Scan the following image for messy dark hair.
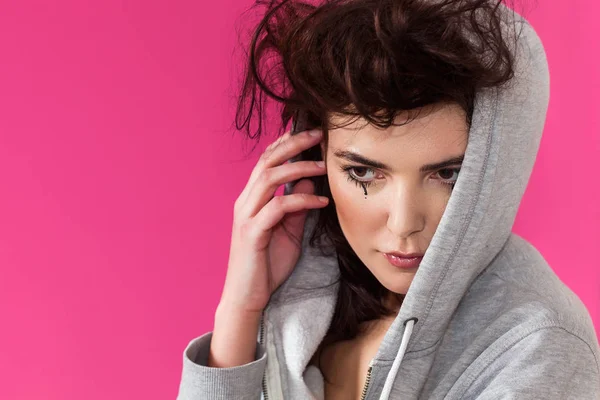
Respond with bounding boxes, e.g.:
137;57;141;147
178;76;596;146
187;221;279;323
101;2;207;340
232;0;526;381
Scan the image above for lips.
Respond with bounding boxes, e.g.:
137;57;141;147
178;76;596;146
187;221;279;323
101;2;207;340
383;252;423;269
383;251;424;258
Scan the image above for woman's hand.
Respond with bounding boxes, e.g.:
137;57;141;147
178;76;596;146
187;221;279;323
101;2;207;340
219;128;328;315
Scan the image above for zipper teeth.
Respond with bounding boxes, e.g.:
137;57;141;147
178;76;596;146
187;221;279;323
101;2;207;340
360;365;373;400
259;316;269;400
262;370;269;400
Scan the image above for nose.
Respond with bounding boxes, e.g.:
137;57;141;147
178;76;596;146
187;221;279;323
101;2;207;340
386;186;425;239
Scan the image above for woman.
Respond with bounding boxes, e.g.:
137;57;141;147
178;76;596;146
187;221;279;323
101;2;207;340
178;0;600;399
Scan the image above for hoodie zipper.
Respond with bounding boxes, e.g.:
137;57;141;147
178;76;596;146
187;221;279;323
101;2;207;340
261;313;373;400
259;314;269;400
360;359;374;400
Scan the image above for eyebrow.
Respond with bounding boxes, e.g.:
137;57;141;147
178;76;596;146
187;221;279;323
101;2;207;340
332;150;465;172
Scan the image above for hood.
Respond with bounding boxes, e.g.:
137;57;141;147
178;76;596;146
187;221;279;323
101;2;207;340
262;4;550;399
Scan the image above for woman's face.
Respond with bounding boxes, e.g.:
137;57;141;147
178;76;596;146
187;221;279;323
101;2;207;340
320;102;469;297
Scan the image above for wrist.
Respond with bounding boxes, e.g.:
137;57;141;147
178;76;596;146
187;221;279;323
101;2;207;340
215;300;263;323
209;301;262;368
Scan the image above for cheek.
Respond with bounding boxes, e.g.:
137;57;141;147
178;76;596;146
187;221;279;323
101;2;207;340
429;189;453;224
328;173;373;236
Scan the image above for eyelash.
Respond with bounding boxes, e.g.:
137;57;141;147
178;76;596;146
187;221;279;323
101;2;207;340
339;166;461;190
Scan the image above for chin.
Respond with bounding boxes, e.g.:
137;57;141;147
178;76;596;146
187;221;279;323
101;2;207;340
377;271;416;295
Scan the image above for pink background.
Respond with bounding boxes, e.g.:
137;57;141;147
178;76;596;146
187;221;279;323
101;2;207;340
0;1;597;399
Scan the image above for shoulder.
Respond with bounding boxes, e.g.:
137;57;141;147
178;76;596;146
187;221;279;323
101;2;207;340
466;233;597;344
454;325;600;399
448;232;600;398
450;233;599;375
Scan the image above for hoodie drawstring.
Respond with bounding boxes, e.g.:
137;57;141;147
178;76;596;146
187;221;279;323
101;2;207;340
378;317;418;400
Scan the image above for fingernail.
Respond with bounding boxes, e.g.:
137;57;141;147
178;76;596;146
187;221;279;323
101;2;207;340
308;129;322;137
315;161;325;168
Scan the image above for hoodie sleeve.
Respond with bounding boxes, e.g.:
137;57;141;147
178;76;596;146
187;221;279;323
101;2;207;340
461;327;600;400
176;331;268;400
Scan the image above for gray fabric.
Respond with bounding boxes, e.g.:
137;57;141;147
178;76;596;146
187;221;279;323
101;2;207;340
177;5;600;400
178;332;267;400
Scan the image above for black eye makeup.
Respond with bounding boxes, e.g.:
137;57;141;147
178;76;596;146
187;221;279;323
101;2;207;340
339;165;462;193
339;165;373;197
340;166;377;190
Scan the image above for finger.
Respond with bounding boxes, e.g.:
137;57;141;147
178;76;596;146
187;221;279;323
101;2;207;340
250;191;329;240
239;128;321;207
238;160;327;220
261;129;322;169
236;130;292;208
278;179;319;238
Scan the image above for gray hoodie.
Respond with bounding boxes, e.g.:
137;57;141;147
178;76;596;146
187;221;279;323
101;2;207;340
177;6;600;400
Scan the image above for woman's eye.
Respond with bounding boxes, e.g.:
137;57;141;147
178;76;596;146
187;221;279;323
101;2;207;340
348;167;375;181
341;166;377;188
434;168;461;186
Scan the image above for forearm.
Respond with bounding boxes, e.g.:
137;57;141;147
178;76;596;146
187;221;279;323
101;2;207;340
207;302;262;368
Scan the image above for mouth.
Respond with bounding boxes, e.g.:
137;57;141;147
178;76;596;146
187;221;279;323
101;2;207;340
382;252;423;269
